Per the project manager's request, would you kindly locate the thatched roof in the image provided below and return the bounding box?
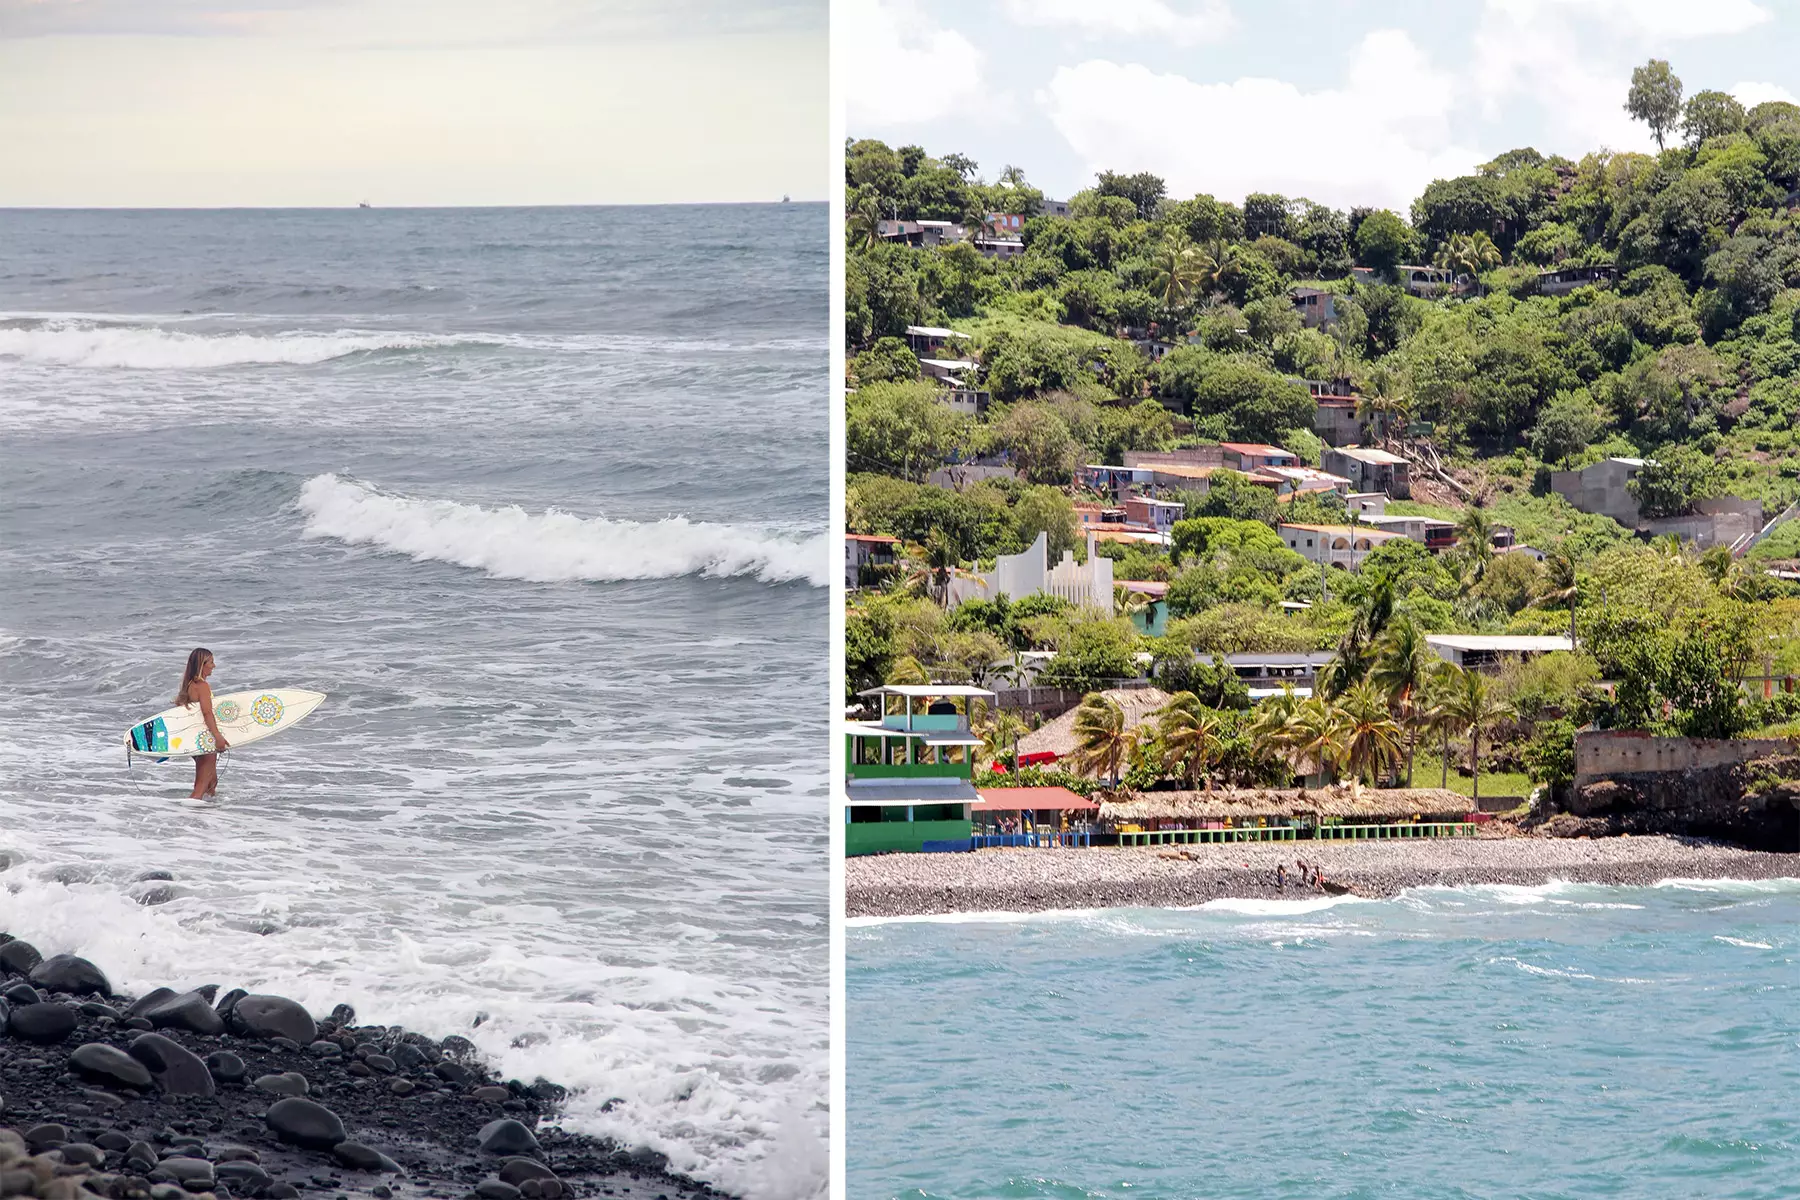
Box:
[1099,785,1474,822]
[1018,687,1173,760]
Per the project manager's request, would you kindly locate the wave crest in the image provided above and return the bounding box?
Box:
[0,320,468,369]
[297,474,827,588]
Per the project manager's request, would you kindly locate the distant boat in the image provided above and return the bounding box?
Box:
[781,194,790,203]
[358,201,371,209]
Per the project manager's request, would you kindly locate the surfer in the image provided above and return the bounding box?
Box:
[176,648,229,799]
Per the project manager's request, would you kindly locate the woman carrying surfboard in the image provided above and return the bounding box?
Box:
[176,647,229,799]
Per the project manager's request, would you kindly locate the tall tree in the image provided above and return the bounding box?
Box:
[1149,231,1209,309]
[1070,694,1135,787]
[1626,59,1684,150]
[1335,681,1404,791]
[1681,90,1747,147]
[1156,692,1225,792]
[1436,663,1511,809]
[1371,618,1434,785]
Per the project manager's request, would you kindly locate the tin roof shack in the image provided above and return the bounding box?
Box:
[845,685,996,854]
[1537,263,1616,296]
[1426,634,1572,670]
[1321,445,1410,498]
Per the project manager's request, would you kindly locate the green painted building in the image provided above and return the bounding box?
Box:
[844,684,995,856]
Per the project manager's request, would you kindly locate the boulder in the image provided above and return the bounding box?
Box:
[497,1159,559,1187]
[332,1143,400,1172]
[69,1043,153,1090]
[253,1073,309,1097]
[475,1182,520,1200]
[1,982,39,1006]
[128,1032,216,1096]
[142,990,225,1036]
[476,1120,539,1156]
[213,1162,272,1191]
[125,988,177,1019]
[152,1157,215,1186]
[7,1002,78,1045]
[229,995,316,1044]
[265,1097,346,1149]
[27,954,109,996]
[206,1051,248,1084]
[0,940,42,977]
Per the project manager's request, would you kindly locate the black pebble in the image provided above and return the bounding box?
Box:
[9,1002,79,1045]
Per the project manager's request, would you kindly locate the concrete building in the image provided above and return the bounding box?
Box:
[877,218,960,247]
[1644,498,1765,551]
[904,325,972,356]
[932,384,989,416]
[917,356,978,384]
[1278,523,1410,569]
[1346,492,1388,517]
[1426,634,1572,670]
[949,530,1114,610]
[1077,464,1155,499]
[974,236,1025,259]
[1549,457,1646,525]
[1196,650,1337,695]
[846,533,899,589]
[1323,445,1412,498]
[1291,286,1339,328]
[1356,513,1457,552]
[1263,465,1353,496]
[1314,395,1363,446]
[1538,264,1616,296]
[986,213,1026,236]
[1220,442,1298,472]
[1041,198,1071,218]
[844,685,994,854]
[1396,264,1456,295]
[1125,495,1186,534]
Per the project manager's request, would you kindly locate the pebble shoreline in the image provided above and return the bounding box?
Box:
[0,936,724,1200]
[845,835,1800,918]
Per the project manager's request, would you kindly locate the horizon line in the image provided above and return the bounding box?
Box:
[0,198,828,212]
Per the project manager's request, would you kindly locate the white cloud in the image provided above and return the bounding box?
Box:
[841,0,989,127]
[1036,31,1484,212]
[1733,80,1799,108]
[997,0,1233,46]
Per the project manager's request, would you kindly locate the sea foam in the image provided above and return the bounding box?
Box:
[0,320,465,369]
[297,474,828,587]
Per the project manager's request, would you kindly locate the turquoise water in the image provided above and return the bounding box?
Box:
[847,879,1800,1200]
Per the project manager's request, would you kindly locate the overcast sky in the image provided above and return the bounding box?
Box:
[0,0,826,206]
[843,0,1799,213]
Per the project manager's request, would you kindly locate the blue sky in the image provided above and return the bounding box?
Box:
[0,0,826,206]
[842,0,1800,212]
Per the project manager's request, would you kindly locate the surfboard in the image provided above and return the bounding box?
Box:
[124,688,327,759]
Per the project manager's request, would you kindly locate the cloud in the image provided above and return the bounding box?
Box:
[1733,80,1799,108]
[997,0,1233,46]
[1037,31,1484,212]
[1496,0,1773,39]
[841,0,990,126]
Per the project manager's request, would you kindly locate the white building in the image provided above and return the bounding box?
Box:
[1278,522,1410,569]
[1427,634,1573,670]
[949,530,1113,611]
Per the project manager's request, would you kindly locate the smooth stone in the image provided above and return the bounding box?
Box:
[364,1055,396,1075]
[135,870,176,882]
[9,1003,79,1044]
[148,1185,187,1200]
[475,1183,520,1200]
[229,996,316,1045]
[143,992,224,1036]
[155,1157,215,1185]
[28,954,110,997]
[332,1143,399,1172]
[386,1079,415,1096]
[269,1035,300,1052]
[213,1162,271,1190]
[123,1017,154,1031]
[0,939,43,976]
[253,1073,309,1097]
[346,1061,372,1077]
[307,1040,342,1058]
[265,1097,346,1149]
[24,1123,69,1149]
[475,1120,538,1156]
[471,1086,510,1104]
[94,1132,132,1152]
[266,1185,300,1199]
[127,1141,156,1163]
[136,884,177,906]
[389,1044,429,1070]
[57,1142,103,1167]
[441,1035,476,1061]
[206,1051,248,1084]
[372,1188,393,1200]
[213,988,247,1019]
[79,1087,127,1109]
[329,1004,356,1027]
[70,1043,154,1090]
[434,1062,472,1086]
[2,982,41,1005]
[129,1033,216,1096]
[212,1147,259,1164]
[126,988,178,1019]
[78,1001,122,1020]
[496,1160,558,1187]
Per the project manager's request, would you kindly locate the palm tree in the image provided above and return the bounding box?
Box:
[975,708,1029,770]
[1295,695,1344,784]
[847,189,882,251]
[1435,663,1511,809]
[959,196,992,245]
[1248,685,1309,781]
[885,656,930,687]
[1335,680,1404,792]
[1149,232,1207,310]
[1436,231,1503,292]
[1455,505,1495,588]
[1530,551,1579,645]
[1370,618,1434,785]
[1355,391,1412,449]
[1156,692,1224,793]
[1070,694,1135,788]
[1113,584,1153,623]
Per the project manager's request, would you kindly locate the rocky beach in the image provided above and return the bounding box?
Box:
[0,936,723,1200]
[845,835,1800,918]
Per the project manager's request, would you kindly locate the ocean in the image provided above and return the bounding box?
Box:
[0,204,828,1199]
[848,879,1800,1200]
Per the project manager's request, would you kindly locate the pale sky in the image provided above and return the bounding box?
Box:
[843,0,1800,212]
[0,0,827,206]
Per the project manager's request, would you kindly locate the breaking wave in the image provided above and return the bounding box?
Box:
[297,474,828,587]
[0,320,476,369]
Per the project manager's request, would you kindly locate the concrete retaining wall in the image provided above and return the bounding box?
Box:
[1573,731,1795,790]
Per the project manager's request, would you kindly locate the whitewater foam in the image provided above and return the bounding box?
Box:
[296,474,828,588]
[0,320,470,369]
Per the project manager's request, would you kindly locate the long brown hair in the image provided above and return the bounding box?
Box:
[176,648,214,707]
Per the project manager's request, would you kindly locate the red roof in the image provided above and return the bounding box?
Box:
[845,533,899,544]
[974,786,1098,811]
[1219,442,1293,457]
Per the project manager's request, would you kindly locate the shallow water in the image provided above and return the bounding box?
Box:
[0,205,827,1199]
[847,878,1800,1200]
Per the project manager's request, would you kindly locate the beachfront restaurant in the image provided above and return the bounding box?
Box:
[845,684,994,855]
[972,786,1101,847]
[1099,789,1480,844]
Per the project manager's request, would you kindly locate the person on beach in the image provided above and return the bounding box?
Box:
[175,647,229,799]
[1276,864,1287,890]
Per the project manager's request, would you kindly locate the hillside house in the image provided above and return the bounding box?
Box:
[1313,395,1362,446]
[974,236,1024,260]
[1125,495,1186,534]
[927,461,1018,490]
[1074,504,1128,528]
[1041,198,1071,218]
[1220,442,1298,472]
[1537,264,1617,296]
[877,218,960,247]
[1550,457,1762,547]
[1396,265,1456,296]
[904,325,972,356]
[1196,650,1337,696]
[1427,635,1572,670]
[844,685,995,853]
[1549,457,1646,525]
[1291,286,1339,328]
[986,213,1026,235]
[1356,513,1457,552]
[1262,465,1353,496]
[931,384,989,416]
[1278,522,1409,569]
[1322,445,1411,498]
[918,356,978,384]
[1077,464,1154,499]
[1118,580,1170,638]
[846,533,899,589]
